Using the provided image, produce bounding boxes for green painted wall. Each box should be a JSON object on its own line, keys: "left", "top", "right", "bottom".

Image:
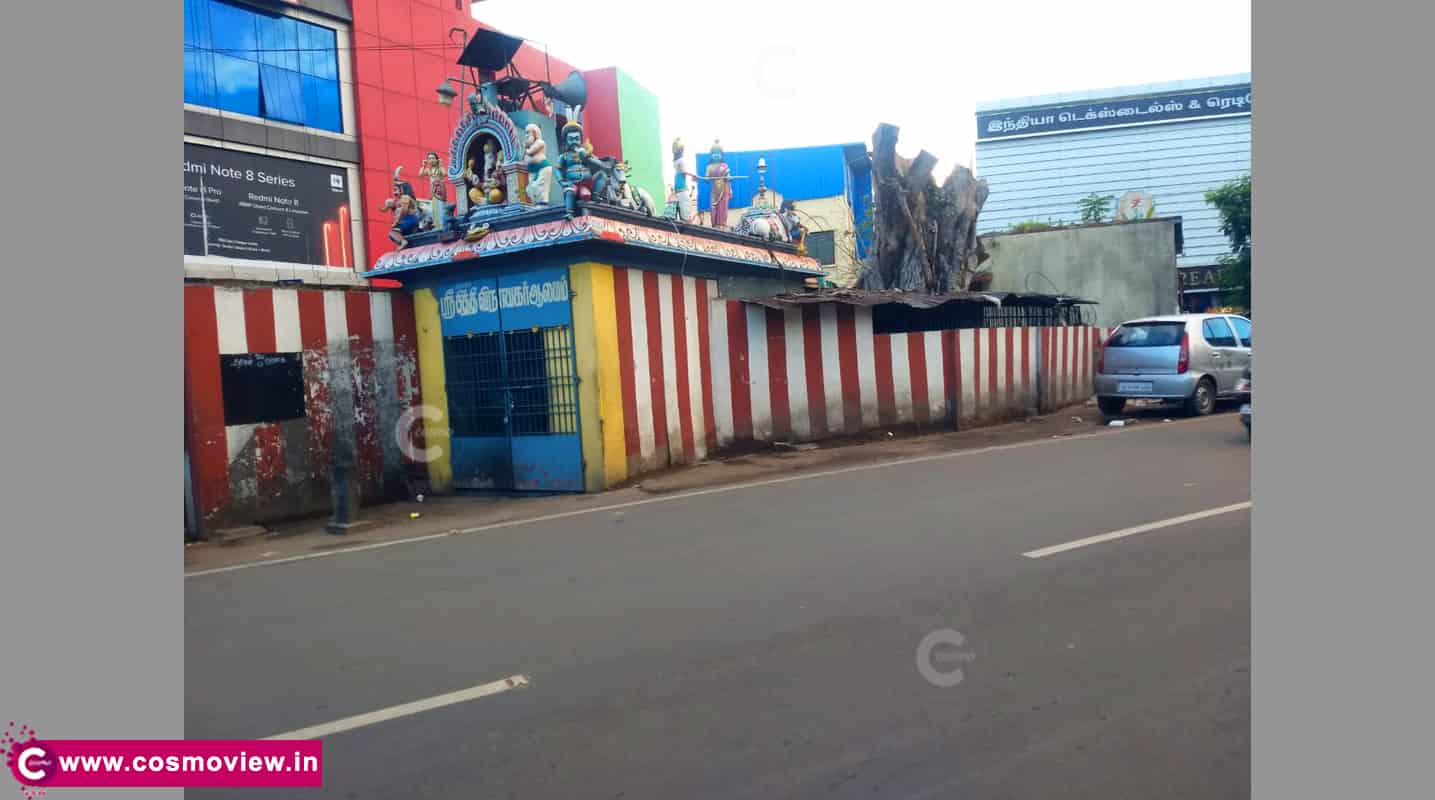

{"left": 615, "top": 70, "right": 664, "bottom": 207}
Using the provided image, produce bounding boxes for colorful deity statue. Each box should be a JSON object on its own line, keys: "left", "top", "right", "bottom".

{"left": 417, "top": 151, "right": 448, "bottom": 229}
{"left": 781, "top": 199, "right": 809, "bottom": 255}
{"left": 613, "top": 160, "right": 657, "bottom": 216}
{"left": 706, "top": 139, "right": 733, "bottom": 229}
{"left": 667, "top": 137, "right": 696, "bottom": 222}
{"left": 555, "top": 117, "right": 608, "bottom": 218}
{"left": 384, "top": 192, "right": 421, "bottom": 250}
{"left": 524, "top": 123, "right": 554, "bottom": 205}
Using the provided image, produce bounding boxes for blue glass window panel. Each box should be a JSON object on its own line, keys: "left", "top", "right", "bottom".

{"left": 184, "top": 49, "right": 217, "bottom": 107}
{"left": 302, "top": 75, "right": 343, "bottom": 132}
{"left": 208, "top": 0, "right": 258, "bottom": 61}
{"left": 255, "top": 13, "right": 300, "bottom": 71}
{"left": 259, "top": 66, "right": 305, "bottom": 125}
{"left": 213, "top": 54, "right": 260, "bottom": 115}
{"left": 183, "top": 0, "right": 212, "bottom": 48}
{"left": 298, "top": 22, "right": 338, "bottom": 80}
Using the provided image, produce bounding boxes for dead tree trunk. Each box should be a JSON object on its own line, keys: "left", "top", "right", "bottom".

{"left": 859, "top": 123, "right": 989, "bottom": 293}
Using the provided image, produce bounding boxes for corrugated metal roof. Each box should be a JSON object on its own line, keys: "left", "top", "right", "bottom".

{"left": 738, "top": 289, "right": 1096, "bottom": 310}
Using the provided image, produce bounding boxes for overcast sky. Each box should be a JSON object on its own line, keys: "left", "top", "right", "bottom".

{"left": 470, "top": 0, "right": 1250, "bottom": 183}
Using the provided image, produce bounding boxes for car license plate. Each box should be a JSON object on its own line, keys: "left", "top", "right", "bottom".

{"left": 1118, "top": 381, "right": 1153, "bottom": 394}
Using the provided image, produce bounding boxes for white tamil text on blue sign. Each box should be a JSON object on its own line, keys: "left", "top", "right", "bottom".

{"left": 440, "top": 276, "right": 571, "bottom": 321}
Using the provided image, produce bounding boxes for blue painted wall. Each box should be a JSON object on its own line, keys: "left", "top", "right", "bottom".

{"left": 696, "top": 142, "right": 863, "bottom": 210}
{"left": 974, "top": 115, "right": 1251, "bottom": 268}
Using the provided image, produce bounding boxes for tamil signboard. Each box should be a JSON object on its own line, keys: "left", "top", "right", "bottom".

{"left": 184, "top": 143, "right": 353, "bottom": 267}
{"left": 977, "top": 83, "right": 1251, "bottom": 141}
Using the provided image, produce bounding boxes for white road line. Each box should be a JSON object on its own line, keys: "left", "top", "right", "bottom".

{"left": 1021, "top": 501, "right": 1252, "bottom": 559}
{"left": 187, "top": 414, "right": 1231, "bottom": 579}
{"left": 264, "top": 674, "right": 531, "bottom": 741}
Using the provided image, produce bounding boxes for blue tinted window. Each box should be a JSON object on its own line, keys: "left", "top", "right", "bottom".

{"left": 255, "top": 13, "right": 299, "bottom": 71}
{"left": 208, "top": 0, "right": 258, "bottom": 61}
{"left": 260, "top": 66, "right": 305, "bottom": 125}
{"left": 302, "top": 75, "right": 342, "bottom": 132}
{"left": 187, "top": 0, "right": 342, "bottom": 131}
{"left": 184, "top": 49, "right": 217, "bottom": 107}
{"left": 213, "top": 54, "right": 260, "bottom": 116}
{"left": 1202, "top": 319, "right": 1237, "bottom": 347}
{"left": 298, "top": 22, "right": 338, "bottom": 79}
{"left": 183, "top": 0, "right": 212, "bottom": 48}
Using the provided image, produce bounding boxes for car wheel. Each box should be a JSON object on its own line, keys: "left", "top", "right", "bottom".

{"left": 1185, "top": 378, "right": 1216, "bottom": 417}
{"left": 1097, "top": 396, "right": 1126, "bottom": 415}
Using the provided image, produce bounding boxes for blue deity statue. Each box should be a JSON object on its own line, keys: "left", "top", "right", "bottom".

{"left": 554, "top": 118, "right": 608, "bottom": 218}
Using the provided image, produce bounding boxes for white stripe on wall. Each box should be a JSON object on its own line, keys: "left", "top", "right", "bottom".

{"left": 889, "top": 333, "right": 913, "bottom": 424}
{"left": 854, "top": 307, "right": 877, "bottom": 428}
{"left": 214, "top": 287, "right": 249, "bottom": 355}
{"left": 683, "top": 277, "right": 707, "bottom": 460}
{"left": 322, "top": 290, "right": 349, "bottom": 345}
{"left": 995, "top": 327, "right": 1009, "bottom": 408}
{"left": 626, "top": 271, "right": 655, "bottom": 464}
{"left": 708, "top": 298, "right": 733, "bottom": 447}
{"left": 819, "top": 303, "right": 844, "bottom": 434}
{"left": 272, "top": 288, "right": 302, "bottom": 353}
{"left": 784, "top": 308, "right": 810, "bottom": 439}
{"left": 657, "top": 274, "right": 682, "bottom": 464}
{"left": 924, "top": 330, "right": 945, "bottom": 420}
{"left": 745, "top": 304, "right": 771, "bottom": 441}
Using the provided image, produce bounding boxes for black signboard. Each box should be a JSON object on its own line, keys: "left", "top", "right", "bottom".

{"left": 977, "top": 84, "right": 1251, "bottom": 140}
{"left": 1179, "top": 266, "right": 1225, "bottom": 291}
{"left": 220, "top": 352, "right": 306, "bottom": 425}
{"left": 184, "top": 143, "right": 352, "bottom": 266}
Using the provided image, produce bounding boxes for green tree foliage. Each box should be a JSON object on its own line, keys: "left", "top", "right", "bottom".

{"left": 1078, "top": 193, "right": 1115, "bottom": 224}
{"left": 1204, "top": 175, "right": 1251, "bottom": 310}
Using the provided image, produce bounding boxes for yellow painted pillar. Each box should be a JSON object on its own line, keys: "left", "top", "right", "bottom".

{"left": 412, "top": 288, "right": 453, "bottom": 492}
{"left": 568, "top": 262, "right": 627, "bottom": 491}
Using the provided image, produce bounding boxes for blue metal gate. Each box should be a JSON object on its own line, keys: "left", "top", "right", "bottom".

{"left": 438, "top": 267, "right": 584, "bottom": 492}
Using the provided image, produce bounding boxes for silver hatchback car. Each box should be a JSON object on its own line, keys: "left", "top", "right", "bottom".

{"left": 1094, "top": 313, "right": 1251, "bottom": 416}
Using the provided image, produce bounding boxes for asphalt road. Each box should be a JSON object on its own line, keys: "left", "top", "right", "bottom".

{"left": 186, "top": 413, "right": 1250, "bottom": 799}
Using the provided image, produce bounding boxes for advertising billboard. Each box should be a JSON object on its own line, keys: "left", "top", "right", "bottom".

{"left": 184, "top": 143, "right": 353, "bottom": 267}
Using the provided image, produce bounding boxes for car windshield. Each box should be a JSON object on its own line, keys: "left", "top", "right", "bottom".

{"left": 1107, "top": 322, "right": 1185, "bottom": 347}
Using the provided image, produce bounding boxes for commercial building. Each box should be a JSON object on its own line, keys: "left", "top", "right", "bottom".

{"left": 974, "top": 74, "right": 1250, "bottom": 312}
{"left": 694, "top": 143, "right": 873, "bottom": 287}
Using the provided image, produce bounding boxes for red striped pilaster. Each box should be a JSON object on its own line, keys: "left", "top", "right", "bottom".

{"left": 987, "top": 325, "right": 999, "bottom": 410}
{"left": 694, "top": 279, "right": 718, "bottom": 453}
{"left": 801, "top": 305, "right": 828, "bottom": 437}
{"left": 612, "top": 269, "right": 642, "bottom": 473}
{"left": 297, "top": 289, "right": 332, "bottom": 487}
{"left": 184, "top": 285, "right": 230, "bottom": 523}
{"left": 972, "top": 328, "right": 983, "bottom": 419}
{"left": 1021, "top": 327, "right": 1031, "bottom": 403}
{"left": 642, "top": 271, "right": 669, "bottom": 461}
{"left": 873, "top": 333, "right": 896, "bottom": 425}
{"left": 671, "top": 277, "right": 696, "bottom": 462}
{"left": 835, "top": 305, "right": 861, "bottom": 433}
{"left": 907, "top": 333, "right": 930, "bottom": 424}
{"left": 726, "top": 301, "right": 753, "bottom": 441}
{"left": 345, "top": 292, "right": 382, "bottom": 499}
{"left": 242, "top": 289, "right": 286, "bottom": 501}
{"left": 389, "top": 292, "right": 423, "bottom": 465}
{"left": 765, "top": 308, "right": 791, "bottom": 440}
{"left": 943, "top": 329, "right": 959, "bottom": 426}
{"left": 1004, "top": 327, "right": 1015, "bottom": 407}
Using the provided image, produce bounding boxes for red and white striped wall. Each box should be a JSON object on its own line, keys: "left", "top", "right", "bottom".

{"left": 184, "top": 284, "right": 422, "bottom": 528}
{"left": 606, "top": 268, "right": 721, "bottom": 476}
{"left": 704, "top": 301, "right": 1113, "bottom": 447}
